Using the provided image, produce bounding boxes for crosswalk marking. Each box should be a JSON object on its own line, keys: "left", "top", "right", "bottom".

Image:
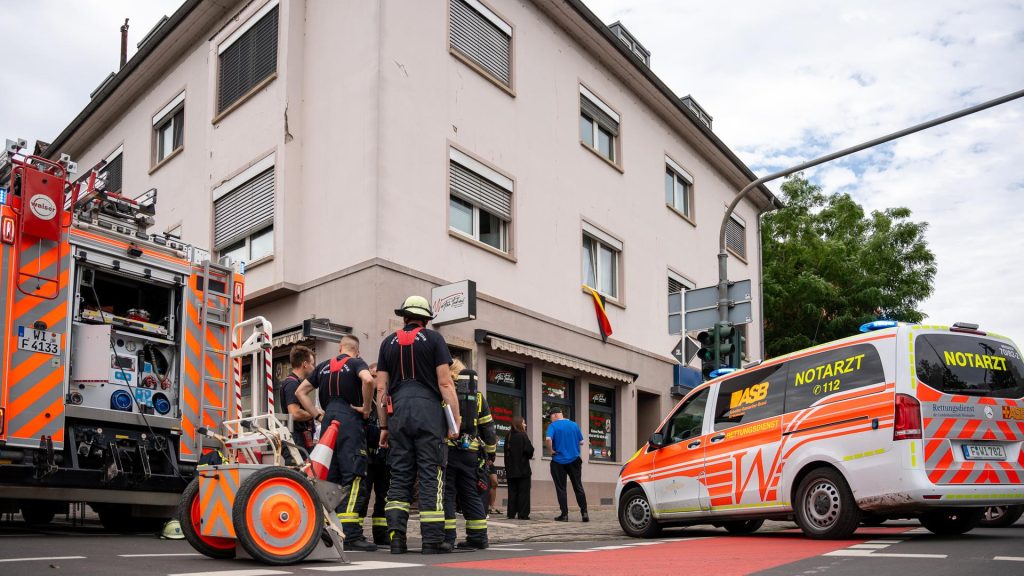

{"left": 303, "top": 561, "right": 423, "bottom": 572}
{"left": 0, "top": 556, "right": 86, "bottom": 563}
{"left": 120, "top": 553, "right": 202, "bottom": 558}
{"left": 824, "top": 550, "right": 947, "bottom": 559}
{"left": 543, "top": 549, "right": 600, "bottom": 553}
{"left": 995, "top": 556, "right": 1024, "bottom": 562}
{"left": 167, "top": 570, "right": 291, "bottom": 576}
{"left": 849, "top": 544, "right": 892, "bottom": 549}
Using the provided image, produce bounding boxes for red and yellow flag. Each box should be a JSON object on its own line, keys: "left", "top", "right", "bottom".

{"left": 584, "top": 286, "right": 613, "bottom": 342}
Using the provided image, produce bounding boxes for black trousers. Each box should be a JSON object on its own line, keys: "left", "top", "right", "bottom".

{"left": 358, "top": 448, "right": 390, "bottom": 543}
{"left": 325, "top": 404, "right": 371, "bottom": 541}
{"left": 443, "top": 448, "right": 487, "bottom": 546}
{"left": 385, "top": 388, "right": 447, "bottom": 544}
{"left": 506, "top": 477, "right": 531, "bottom": 519}
{"left": 550, "top": 457, "right": 587, "bottom": 516}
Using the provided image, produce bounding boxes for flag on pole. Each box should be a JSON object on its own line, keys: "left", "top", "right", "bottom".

{"left": 584, "top": 286, "right": 613, "bottom": 342}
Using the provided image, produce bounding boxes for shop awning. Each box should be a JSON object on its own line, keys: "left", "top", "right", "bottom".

{"left": 272, "top": 330, "right": 308, "bottom": 348}
{"left": 487, "top": 335, "right": 634, "bottom": 384}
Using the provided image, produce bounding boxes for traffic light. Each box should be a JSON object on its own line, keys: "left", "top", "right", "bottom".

{"left": 716, "top": 322, "right": 736, "bottom": 368}
{"left": 730, "top": 327, "right": 745, "bottom": 369}
{"left": 696, "top": 328, "right": 717, "bottom": 381}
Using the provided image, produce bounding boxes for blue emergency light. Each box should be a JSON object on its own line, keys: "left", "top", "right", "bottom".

{"left": 859, "top": 320, "right": 899, "bottom": 333}
{"left": 0, "top": 187, "right": 7, "bottom": 205}
{"left": 709, "top": 368, "right": 737, "bottom": 379}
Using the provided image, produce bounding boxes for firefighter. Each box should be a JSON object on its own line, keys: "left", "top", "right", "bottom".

{"left": 359, "top": 362, "right": 391, "bottom": 546}
{"left": 443, "top": 363, "right": 497, "bottom": 549}
{"left": 376, "top": 295, "right": 461, "bottom": 555}
{"left": 280, "top": 345, "right": 317, "bottom": 451}
{"left": 296, "top": 335, "right": 377, "bottom": 552}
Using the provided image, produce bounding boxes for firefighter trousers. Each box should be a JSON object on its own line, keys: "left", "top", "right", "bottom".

{"left": 358, "top": 449, "right": 390, "bottom": 544}
{"left": 325, "top": 403, "right": 371, "bottom": 541}
{"left": 443, "top": 448, "right": 488, "bottom": 546}
{"left": 385, "top": 388, "right": 448, "bottom": 544}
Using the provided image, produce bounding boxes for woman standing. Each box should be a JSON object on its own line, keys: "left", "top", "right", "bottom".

{"left": 503, "top": 416, "right": 534, "bottom": 520}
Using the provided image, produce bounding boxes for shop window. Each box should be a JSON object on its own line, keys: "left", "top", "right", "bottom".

{"left": 588, "top": 385, "right": 615, "bottom": 461}
{"left": 541, "top": 373, "right": 574, "bottom": 457}
{"left": 486, "top": 360, "right": 525, "bottom": 450}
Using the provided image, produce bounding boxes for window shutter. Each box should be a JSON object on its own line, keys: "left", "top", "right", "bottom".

{"left": 726, "top": 218, "right": 746, "bottom": 258}
{"left": 103, "top": 154, "right": 123, "bottom": 193}
{"left": 218, "top": 5, "right": 279, "bottom": 113}
{"left": 450, "top": 160, "right": 512, "bottom": 221}
{"left": 580, "top": 95, "right": 619, "bottom": 136}
{"left": 449, "top": 0, "right": 511, "bottom": 86}
{"left": 668, "top": 276, "right": 685, "bottom": 295}
{"left": 214, "top": 168, "right": 275, "bottom": 249}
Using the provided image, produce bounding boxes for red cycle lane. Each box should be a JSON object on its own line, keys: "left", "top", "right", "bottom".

{"left": 439, "top": 527, "right": 914, "bottom": 576}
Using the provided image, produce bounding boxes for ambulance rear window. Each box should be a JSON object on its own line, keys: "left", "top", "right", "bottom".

{"left": 914, "top": 334, "right": 1024, "bottom": 398}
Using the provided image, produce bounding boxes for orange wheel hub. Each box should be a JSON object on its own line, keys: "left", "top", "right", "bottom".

{"left": 245, "top": 476, "right": 316, "bottom": 556}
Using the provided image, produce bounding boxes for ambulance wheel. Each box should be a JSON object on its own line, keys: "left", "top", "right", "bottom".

{"left": 618, "top": 486, "right": 662, "bottom": 538}
{"left": 723, "top": 519, "right": 764, "bottom": 535}
{"left": 178, "top": 479, "right": 236, "bottom": 559}
{"left": 19, "top": 501, "right": 56, "bottom": 525}
{"left": 233, "top": 467, "right": 323, "bottom": 565}
{"left": 920, "top": 508, "right": 984, "bottom": 535}
{"left": 980, "top": 505, "right": 1024, "bottom": 528}
{"left": 794, "top": 467, "right": 860, "bottom": 539}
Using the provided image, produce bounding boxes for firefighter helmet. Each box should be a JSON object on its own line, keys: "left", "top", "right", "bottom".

{"left": 395, "top": 295, "right": 434, "bottom": 320}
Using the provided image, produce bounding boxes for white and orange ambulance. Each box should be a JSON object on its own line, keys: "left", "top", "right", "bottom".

{"left": 616, "top": 321, "right": 1024, "bottom": 539}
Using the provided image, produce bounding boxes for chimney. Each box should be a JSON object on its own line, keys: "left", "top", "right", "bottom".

{"left": 120, "top": 18, "right": 130, "bottom": 69}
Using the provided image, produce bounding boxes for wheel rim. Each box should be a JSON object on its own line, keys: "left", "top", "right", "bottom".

{"left": 245, "top": 476, "right": 316, "bottom": 557}
{"left": 624, "top": 495, "right": 653, "bottom": 533}
{"left": 804, "top": 479, "right": 842, "bottom": 530}
{"left": 190, "top": 489, "right": 235, "bottom": 550}
{"left": 985, "top": 507, "right": 1006, "bottom": 522}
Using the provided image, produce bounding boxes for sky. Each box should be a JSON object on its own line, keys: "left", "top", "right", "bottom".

{"left": 2, "top": 1, "right": 1023, "bottom": 340}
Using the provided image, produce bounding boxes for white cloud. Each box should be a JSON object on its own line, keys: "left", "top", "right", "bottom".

{"left": 585, "top": 0, "right": 1024, "bottom": 340}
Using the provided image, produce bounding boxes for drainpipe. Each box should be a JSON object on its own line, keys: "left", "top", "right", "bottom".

{"left": 120, "top": 18, "right": 130, "bottom": 69}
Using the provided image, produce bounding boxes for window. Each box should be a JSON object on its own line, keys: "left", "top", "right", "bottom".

{"left": 713, "top": 364, "right": 786, "bottom": 431}
{"left": 663, "top": 388, "right": 709, "bottom": 445}
{"left": 101, "top": 146, "right": 123, "bottom": 193}
{"left": 486, "top": 360, "right": 525, "bottom": 450}
{"left": 449, "top": 0, "right": 512, "bottom": 89}
{"left": 152, "top": 92, "right": 185, "bottom": 165}
{"left": 217, "top": 2, "right": 279, "bottom": 115}
{"left": 726, "top": 213, "right": 746, "bottom": 259}
{"left": 448, "top": 148, "right": 512, "bottom": 253}
{"left": 542, "top": 373, "right": 574, "bottom": 457}
{"left": 214, "top": 161, "right": 275, "bottom": 264}
{"left": 588, "top": 385, "right": 615, "bottom": 461}
{"left": 579, "top": 86, "right": 620, "bottom": 164}
{"left": 914, "top": 334, "right": 1024, "bottom": 399}
{"left": 665, "top": 156, "right": 694, "bottom": 218}
{"left": 784, "top": 343, "right": 886, "bottom": 412}
{"left": 668, "top": 271, "right": 694, "bottom": 335}
{"left": 582, "top": 222, "right": 622, "bottom": 299}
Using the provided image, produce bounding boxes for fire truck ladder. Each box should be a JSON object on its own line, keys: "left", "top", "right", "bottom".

{"left": 197, "top": 261, "right": 235, "bottom": 435}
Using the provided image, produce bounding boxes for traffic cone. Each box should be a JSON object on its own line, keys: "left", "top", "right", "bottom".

{"left": 308, "top": 420, "right": 340, "bottom": 480}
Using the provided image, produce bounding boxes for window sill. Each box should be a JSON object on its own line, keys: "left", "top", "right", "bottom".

{"left": 149, "top": 147, "right": 184, "bottom": 175}
{"left": 449, "top": 47, "right": 515, "bottom": 97}
{"left": 579, "top": 141, "right": 623, "bottom": 173}
{"left": 243, "top": 254, "right": 274, "bottom": 271}
{"left": 212, "top": 73, "right": 278, "bottom": 125}
{"left": 448, "top": 229, "right": 517, "bottom": 263}
{"left": 666, "top": 204, "right": 696, "bottom": 228}
{"left": 726, "top": 247, "right": 748, "bottom": 265}
{"left": 581, "top": 284, "right": 624, "bottom": 310}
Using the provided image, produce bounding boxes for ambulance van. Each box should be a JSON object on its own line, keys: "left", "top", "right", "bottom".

{"left": 616, "top": 322, "right": 1024, "bottom": 539}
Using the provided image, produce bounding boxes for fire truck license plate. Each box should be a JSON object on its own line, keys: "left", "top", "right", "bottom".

{"left": 17, "top": 326, "right": 60, "bottom": 356}
{"left": 962, "top": 444, "right": 1006, "bottom": 461}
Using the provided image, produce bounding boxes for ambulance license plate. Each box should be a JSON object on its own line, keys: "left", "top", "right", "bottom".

{"left": 17, "top": 326, "right": 60, "bottom": 356}
{"left": 962, "top": 444, "right": 1006, "bottom": 461}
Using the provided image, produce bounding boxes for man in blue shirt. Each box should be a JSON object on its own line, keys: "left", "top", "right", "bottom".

{"left": 544, "top": 407, "right": 588, "bottom": 522}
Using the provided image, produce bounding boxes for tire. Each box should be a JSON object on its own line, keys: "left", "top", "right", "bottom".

{"left": 618, "top": 486, "right": 662, "bottom": 538}
{"left": 19, "top": 501, "right": 57, "bottom": 525}
{"left": 178, "top": 479, "right": 236, "bottom": 559}
{"left": 232, "top": 467, "right": 323, "bottom": 565}
{"left": 723, "top": 519, "right": 764, "bottom": 535}
{"left": 793, "top": 467, "right": 861, "bottom": 539}
{"left": 920, "top": 508, "right": 984, "bottom": 535}
{"left": 980, "top": 505, "right": 1024, "bottom": 528}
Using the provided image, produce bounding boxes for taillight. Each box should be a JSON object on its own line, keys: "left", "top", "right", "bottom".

{"left": 894, "top": 393, "right": 922, "bottom": 440}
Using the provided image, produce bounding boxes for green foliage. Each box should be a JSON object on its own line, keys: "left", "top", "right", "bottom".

{"left": 762, "top": 174, "right": 936, "bottom": 357}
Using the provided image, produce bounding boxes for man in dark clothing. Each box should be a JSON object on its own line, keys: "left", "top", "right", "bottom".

{"left": 296, "top": 335, "right": 376, "bottom": 551}
{"left": 280, "top": 346, "right": 317, "bottom": 450}
{"left": 443, "top": 368, "right": 497, "bottom": 549}
{"left": 358, "top": 362, "right": 390, "bottom": 546}
{"left": 376, "top": 295, "right": 461, "bottom": 555}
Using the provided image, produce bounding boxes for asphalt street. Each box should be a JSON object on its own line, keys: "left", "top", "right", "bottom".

{"left": 1, "top": 518, "right": 1023, "bottom": 576}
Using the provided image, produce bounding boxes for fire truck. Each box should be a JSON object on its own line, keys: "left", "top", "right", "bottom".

{"left": 0, "top": 139, "right": 250, "bottom": 529}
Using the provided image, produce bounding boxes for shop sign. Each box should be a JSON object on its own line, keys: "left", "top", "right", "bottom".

{"left": 431, "top": 280, "right": 477, "bottom": 326}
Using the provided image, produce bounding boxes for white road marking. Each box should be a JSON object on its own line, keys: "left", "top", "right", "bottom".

{"left": 995, "top": 556, "right": 1024, "bottom": 562}
{"left": 824, "top": 550, "right": 947, "bottom": 559}
{"left": 589, "top": 545, "right": 633, "bottom": 550}
{"left": 165, "top": 565, "right": 290, "bottom": 569}
{"left": 120, "top": 553, "right": 202, "bottom": 558}
{"left": 303, "top": 561, "right": 423, "bottom": 572}
{"left": 485, "top": 547, "right": 533, "bottom": 551}
{"left": 543, "top": 549, "right": 600, "bottom": 553}
{"left": 864, "top": 540, "right": 903, "bottom": 544}
{"left": 849, "top": 544, "right": 892, "bottom": 549}
{"left": 0, "top": 556, "right": 87, "bottom": 563}
{"left": 623, "top": 541, "right": 671, "bottom": 546}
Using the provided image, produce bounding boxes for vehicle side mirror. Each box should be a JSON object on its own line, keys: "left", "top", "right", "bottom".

{"left": 648, "top": 432, "right": 665, "bottom": 449}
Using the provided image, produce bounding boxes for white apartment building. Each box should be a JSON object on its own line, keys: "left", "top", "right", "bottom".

{"left": 45, "top": 0, "right": 776, "bottom": 507}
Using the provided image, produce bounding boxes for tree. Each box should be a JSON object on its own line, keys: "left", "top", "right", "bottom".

{"left": 762, "top": 174, "right": 936, "bottom": 358}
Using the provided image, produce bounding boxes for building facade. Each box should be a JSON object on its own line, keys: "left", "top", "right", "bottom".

{"left": 45, "top": 0, "right": 775, "bottom": 507}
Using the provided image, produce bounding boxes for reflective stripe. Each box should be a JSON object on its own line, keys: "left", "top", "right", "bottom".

{"left": 477, "top": 415, "right": 493, "bottom": 425}
{"left": 421, "top": 510, "right": 445, "bottom": 523}
{"left": 444, "top": 519, "right": 457, "bottom": 529}
{"left": 346, "top": 477, "right": 362, "bottom": 513}
{"left": 372, "top": 517, "right": 388, "bottom": 527}
{"left": 385, "top": 501, "right": 410, "bottom": 512}
{"left": 435, "top": 466, "right": 444, "bottom": 510}
{"left": 466, "top": 519, "right": 487, "bottom": 529}
{"left": 337, "top": 512, "right": 363, "bottom": 524}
